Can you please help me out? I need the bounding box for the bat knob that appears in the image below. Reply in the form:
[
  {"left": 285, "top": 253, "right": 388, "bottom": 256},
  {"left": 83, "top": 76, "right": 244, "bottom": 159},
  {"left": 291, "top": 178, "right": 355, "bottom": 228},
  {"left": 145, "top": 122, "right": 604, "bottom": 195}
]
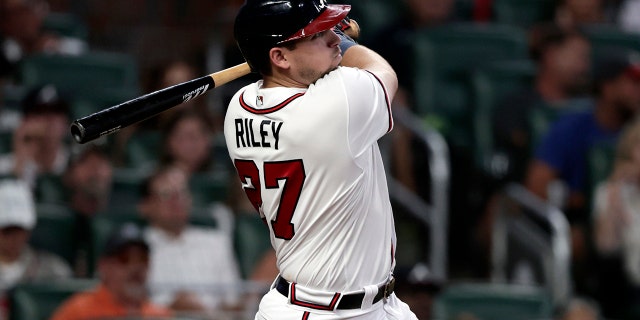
[{"left": 70, "top": 121, "right": 86, "bottom": 144}]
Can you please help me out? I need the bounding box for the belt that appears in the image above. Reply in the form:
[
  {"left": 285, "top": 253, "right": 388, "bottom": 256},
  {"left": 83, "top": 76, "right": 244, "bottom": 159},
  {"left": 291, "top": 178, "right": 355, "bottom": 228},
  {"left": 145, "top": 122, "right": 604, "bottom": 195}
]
[{"left": 274, "top": 275, "right": 395, "bottom": 310}]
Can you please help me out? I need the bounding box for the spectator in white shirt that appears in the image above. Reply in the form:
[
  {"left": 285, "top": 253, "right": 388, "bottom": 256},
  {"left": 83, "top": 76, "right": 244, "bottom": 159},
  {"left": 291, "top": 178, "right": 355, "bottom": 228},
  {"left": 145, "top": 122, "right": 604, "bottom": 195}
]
[{"left": 137, "top": 164, "right": 242, "bottom": 317}]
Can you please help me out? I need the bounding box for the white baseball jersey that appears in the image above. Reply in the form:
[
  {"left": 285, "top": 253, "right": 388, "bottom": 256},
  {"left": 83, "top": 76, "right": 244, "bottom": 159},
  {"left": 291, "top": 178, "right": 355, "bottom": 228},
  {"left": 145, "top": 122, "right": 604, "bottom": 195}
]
[{"left": 224, "top": 66, "right": 396, "bottom": 293}]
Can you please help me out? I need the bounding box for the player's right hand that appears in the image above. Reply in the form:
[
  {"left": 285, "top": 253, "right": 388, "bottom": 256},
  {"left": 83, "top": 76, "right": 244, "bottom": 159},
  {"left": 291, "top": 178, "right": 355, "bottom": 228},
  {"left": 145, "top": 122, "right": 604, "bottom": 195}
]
[{"left": 335, "top": 17, "right": 360, "bottom": 41}]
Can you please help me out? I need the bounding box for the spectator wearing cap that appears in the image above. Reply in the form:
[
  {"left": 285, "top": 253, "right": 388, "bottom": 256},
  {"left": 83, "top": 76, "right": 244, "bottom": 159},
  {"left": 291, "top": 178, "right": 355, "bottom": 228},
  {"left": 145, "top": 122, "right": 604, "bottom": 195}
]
[
  {"left": 50, "top": 223, "right": 172, "bottom": 320},
  {"left": 524, "top": 48, "right": 640, "bottom": 294},
  {"left": 0, "top": 84, "right": 72, "bottom": 187},
  {"left": 0, "top": 178, "right": 71, "bottom": 316}
]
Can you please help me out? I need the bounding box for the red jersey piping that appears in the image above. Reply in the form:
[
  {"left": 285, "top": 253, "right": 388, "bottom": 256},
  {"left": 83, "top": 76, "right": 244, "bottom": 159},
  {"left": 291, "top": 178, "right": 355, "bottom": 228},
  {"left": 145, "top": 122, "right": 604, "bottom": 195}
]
[{"left": 239, "top": 91, "right": 305, "bottom": 114}]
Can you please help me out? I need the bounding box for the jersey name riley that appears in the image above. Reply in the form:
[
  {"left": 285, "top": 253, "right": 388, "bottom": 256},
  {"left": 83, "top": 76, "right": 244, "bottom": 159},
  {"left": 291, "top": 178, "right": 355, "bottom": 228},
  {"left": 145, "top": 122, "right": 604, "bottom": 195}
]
[{"left": 234, "top": 118, "right": 284, "bottom": 150}]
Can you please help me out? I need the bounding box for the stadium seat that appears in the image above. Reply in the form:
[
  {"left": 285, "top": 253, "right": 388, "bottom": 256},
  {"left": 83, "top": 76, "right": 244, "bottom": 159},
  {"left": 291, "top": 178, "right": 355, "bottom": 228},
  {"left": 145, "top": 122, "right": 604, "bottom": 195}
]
[
  {"left": 581, "top": 24, "right": 640, "bottom": 62},
  {"left": 2, "top": 84, "right": 27, "bottom": 111},
  {"left": 42, "top": 12, "right": 89, "bottom": 40},
  {"left": 0, "top": 131, "right": 13, "bottom": 154},
  {"left": 20, "top": 52, "right": 138, "bottom": 91},
  {"left": 189, "top": 171, "right": 231, "bottom": 208},
  {"left": 29, "top": 204, "right": 76, "bottom": 266},
  {"left": 340, "top": 0, "right": 405, "bottom": 44},
  {"left": 19, "top": 52, "right": 140, "bottom": 117},
  {"left": 107, "top": 167, "right": 150, "bottom": 214},
  {"left": 412, "top": 22, "right": 528, "bottom": 148},
  {"left": 492, "top": 0, "right": 555, "bottom": 28},
  {"left": 33, "top": 173, "right": 66, "bottom": 205},
  {"left": 233, "top": 213, "right": 272, "bottom": 279},
  {"left": 9, "top": 279, "right": 98, "bottom": 320},
  {"left": 123, "top": 130, "right": 162, "bottom": 170},
  {"left": 454, "top": 0, "right": 475, "bottom": 21},
  {"left": 432, "top": 282, "right": 553, "bottom": 320},
  {"left": 471, "top": 59, "right": 537, "bottom": 176}
]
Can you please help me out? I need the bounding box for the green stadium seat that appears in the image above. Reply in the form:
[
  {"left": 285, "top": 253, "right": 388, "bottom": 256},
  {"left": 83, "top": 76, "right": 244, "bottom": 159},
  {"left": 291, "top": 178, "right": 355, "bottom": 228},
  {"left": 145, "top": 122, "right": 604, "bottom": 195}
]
[
  {"left": 19, "top": 52, "right": 140, "bottom": 117},
  {"left": 454, "top": 0, "right": 476, "bottom": 21},
  {"left": 0, "top": 131, "right": 13, "bottom": 154},
  {"left": 233, "top": 213, "right": 271, "bottom": 279},
  {"left": 471, "top": 59, "right": 537, "bottom": 176},
  {"left": 29, "top": 204, "right": 76, "bottom": 267},
  {"left": 2, "top": 84, "right": 28, "bottom": 111},
  {"left": 340, "top": 0, "right": 405, "bottom": 44},
  {"left": 492, "top": 0, "right": 555, "bottom": 28},
  {"left": 189, "top": 171, "right": 231, "bottom": 208},
  {"left": 42, "top": 12, "right": 89, "bottom": 40},
  {"left": 9, "top": 279, "right": 98, "bottom": 320},
  {"left": 20, "top": 52, "right": 138, "bottom": 91},
  {"left": 33, "top": 173, "right": 66, "bottom": 205},
  {"left": 123, "top": 130, "right": 162, "bottom": 170},
  {"left": 432, "top": 282, "right": 553, "bottom": 320},
  {"left": 107, "top": 167, "right": 150, "bottom": 214},
  {"left": 412, "top": 23, "right": 528, "bottom": 147},
  {"left": 582, "top": 24, "right": 640, "bottom": 63}
]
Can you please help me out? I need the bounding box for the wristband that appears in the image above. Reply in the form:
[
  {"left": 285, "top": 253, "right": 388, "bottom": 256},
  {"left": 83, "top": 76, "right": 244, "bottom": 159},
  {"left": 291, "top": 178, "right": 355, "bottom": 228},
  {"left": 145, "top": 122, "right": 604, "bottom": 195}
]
[{"left": 334, "top": 28, "right": 357, "bottom": 55}]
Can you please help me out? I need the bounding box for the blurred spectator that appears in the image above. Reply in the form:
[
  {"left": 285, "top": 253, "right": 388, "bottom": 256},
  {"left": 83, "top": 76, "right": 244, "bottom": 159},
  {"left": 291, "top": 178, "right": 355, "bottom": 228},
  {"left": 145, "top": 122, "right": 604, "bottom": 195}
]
[
  {"left": 64, "top": 144, "right": 113, "bottom": 218},
  {"left": 62, "top": 144, "right": 113, "bottom": 277},
  {"left": 137, "top": 165, "right": 242, "bottom": 317},
  {"left": 493, "top": 23, "right": 592, "bottom": 183},
  {"left": 144, "top": 59, "right": 213, "bottom": 131},
  {"left": 554, "top": 0, "right": 619, "bottom": 31},
  {"left": 111, "top": 59, "right": 214, "bottom": 167},
  {"left": 0, "top": 84, "right": 71, "bottom": 187},
  {"left": 158, "top": 110, "right": 216, "bottom": 176},
  {"left": 0, "top": 0, "right": 87, "bottom": 74},
  {"left": 592, "top": 116, "right": 640, "bottom": 317},
  {"left": 525, "top": 48, "right": 640, "bottom": 294},
  {"left": 49, "top": 223, "right": 172, "bottom": 320},
  {"left": 157, "top": 109, "right": 238, "bottom": 227},
  {"left": 0, "top": 178, "right": 71, "bottom": 317}
]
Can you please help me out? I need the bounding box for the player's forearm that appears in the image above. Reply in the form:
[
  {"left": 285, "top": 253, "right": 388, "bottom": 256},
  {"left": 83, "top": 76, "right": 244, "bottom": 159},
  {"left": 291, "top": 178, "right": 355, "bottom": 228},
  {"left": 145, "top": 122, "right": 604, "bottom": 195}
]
[{"left": 341, "top": 45, "right": 398, "bottom": 98}]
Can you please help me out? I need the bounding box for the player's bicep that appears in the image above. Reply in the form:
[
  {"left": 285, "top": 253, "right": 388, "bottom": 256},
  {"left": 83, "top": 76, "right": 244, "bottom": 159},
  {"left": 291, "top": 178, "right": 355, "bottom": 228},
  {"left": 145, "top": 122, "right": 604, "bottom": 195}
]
[{"left": 344, "top": 69, "right": 393, "bottom": 156}]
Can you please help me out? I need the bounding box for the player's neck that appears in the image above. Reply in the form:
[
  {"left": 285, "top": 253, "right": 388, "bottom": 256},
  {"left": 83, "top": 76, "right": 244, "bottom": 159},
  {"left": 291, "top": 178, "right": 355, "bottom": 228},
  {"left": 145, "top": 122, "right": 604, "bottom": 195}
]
[{"left": 263, "top": 73, "right": 308, "bottom": 89}]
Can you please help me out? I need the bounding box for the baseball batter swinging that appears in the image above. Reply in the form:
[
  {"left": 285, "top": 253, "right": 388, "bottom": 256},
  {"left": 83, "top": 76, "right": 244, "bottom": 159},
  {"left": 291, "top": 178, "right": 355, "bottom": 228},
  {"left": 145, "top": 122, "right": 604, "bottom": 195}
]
[{"left": 224, "top": 1, "right": 417, "bottom": 319}]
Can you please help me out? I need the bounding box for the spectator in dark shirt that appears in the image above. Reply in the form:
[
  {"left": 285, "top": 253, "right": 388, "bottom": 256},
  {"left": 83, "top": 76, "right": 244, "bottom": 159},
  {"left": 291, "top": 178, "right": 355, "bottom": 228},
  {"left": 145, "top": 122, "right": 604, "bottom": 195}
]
[{"left": 493, "top": 23, "right": 592, "bottom": 183}]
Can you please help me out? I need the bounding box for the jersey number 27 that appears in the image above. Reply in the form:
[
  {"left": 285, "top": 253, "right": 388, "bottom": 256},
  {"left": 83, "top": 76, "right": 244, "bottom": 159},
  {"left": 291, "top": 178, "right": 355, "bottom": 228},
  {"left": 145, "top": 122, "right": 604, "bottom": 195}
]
[{"left": 234, "top": 159, "right": 306, "bottom": 240}]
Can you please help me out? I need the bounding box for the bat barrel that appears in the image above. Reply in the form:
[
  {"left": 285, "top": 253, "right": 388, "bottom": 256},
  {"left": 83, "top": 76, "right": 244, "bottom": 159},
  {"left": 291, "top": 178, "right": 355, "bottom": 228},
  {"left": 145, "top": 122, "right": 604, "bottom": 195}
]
[{"left": 71, "top": 76, "right": 215, "bottom": 144}]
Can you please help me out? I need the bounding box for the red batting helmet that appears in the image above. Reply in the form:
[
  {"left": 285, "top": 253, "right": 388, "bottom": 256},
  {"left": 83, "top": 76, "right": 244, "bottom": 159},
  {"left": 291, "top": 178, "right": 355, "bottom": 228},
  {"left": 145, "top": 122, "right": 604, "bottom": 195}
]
[{"left": 234, "top": 0, "right": 351, "bottom": 74}]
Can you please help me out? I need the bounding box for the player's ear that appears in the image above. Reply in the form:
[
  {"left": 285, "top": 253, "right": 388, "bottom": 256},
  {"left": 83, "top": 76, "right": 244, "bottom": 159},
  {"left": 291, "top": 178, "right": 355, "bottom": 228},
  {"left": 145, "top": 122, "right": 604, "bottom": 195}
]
[{"left": 269, "top": 47, "right": 290, "bottom": 70}]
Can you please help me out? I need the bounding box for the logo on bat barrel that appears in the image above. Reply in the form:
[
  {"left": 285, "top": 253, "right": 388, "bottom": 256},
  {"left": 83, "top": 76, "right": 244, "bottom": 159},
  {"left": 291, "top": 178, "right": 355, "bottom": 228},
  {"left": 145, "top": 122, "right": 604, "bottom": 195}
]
[{"left": 183, "top": 84, "right": 210, "bottom": 103}]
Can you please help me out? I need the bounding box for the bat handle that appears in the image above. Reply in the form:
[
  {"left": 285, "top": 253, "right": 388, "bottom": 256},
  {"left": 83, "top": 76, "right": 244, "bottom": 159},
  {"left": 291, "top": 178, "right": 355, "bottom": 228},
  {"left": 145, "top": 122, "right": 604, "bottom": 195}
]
[{"left": 211, "top": 62, "right": 251, "bottom": 86}]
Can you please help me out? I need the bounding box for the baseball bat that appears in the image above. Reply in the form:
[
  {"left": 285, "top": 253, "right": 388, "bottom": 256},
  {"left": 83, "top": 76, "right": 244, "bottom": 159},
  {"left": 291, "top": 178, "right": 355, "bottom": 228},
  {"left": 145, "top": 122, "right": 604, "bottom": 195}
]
[{"left": 70, "top": 62, "right": 251, "bottom": 144}]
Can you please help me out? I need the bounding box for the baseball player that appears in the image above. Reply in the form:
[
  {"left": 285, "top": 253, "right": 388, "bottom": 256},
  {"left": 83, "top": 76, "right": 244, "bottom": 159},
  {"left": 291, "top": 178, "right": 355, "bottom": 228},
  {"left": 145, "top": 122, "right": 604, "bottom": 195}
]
[{"left": 224, "top": 1, "right": 417, "bottom": 319}]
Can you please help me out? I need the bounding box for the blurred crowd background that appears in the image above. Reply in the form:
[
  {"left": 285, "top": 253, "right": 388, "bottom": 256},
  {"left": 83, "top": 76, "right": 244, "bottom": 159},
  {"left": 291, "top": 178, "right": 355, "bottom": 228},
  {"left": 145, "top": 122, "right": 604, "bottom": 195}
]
[{"left": 2, "top": 0, "right": 640, "bottom": 319}]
